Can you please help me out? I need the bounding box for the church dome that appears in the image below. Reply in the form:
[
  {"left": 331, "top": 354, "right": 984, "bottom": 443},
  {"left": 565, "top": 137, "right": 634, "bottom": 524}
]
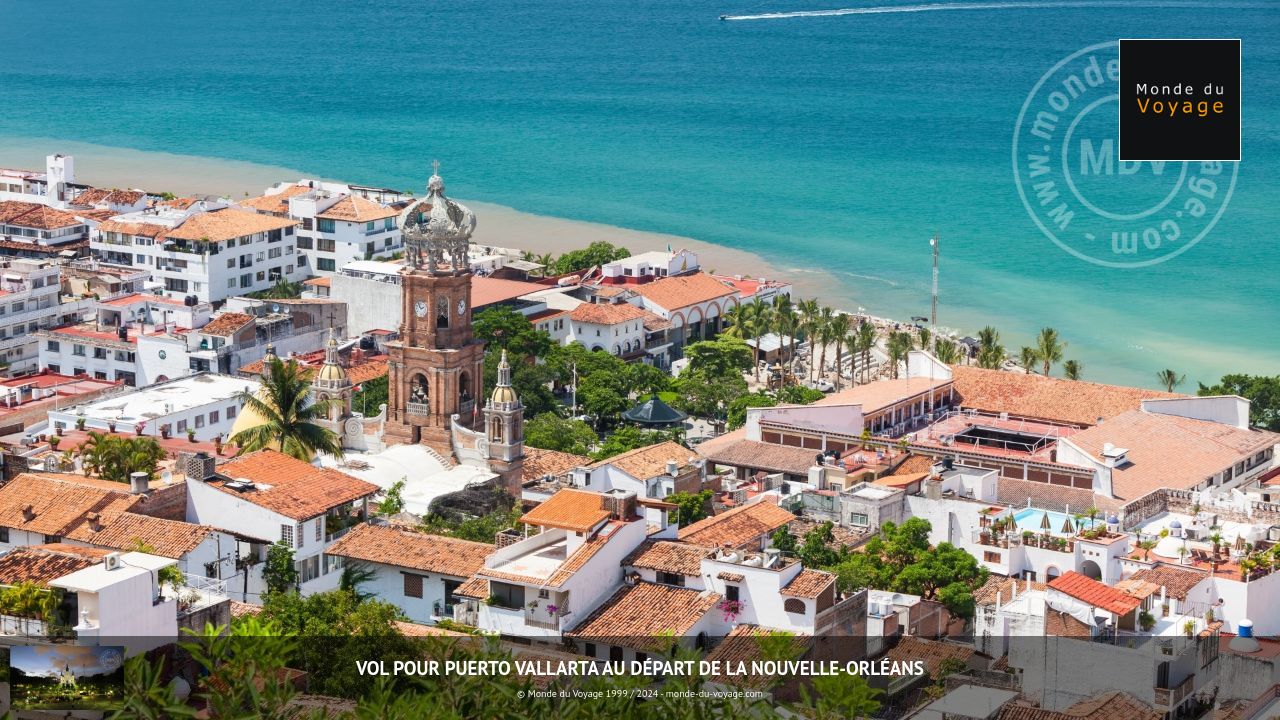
[
  {"left": 488, "top": 350, "right": 519, "bottom": 406},
  {"left": 314, "top": 329, "right": 348, "bottom": 385},
  {"left": 399, "top": 162, "right": 476, "bottom": 273}
]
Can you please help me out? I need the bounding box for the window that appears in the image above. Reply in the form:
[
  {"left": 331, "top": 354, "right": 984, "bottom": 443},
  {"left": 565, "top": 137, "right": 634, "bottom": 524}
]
[
  {"left": 302, "top": 217, "right": 314, "bottom": 231},
  {"left": 487, "top": 581, "right": 525, "bottom": 609},
  {"left": 316, "top": 519, "right": 322, "bottom": 541},
  {"left": 72, "top": 344, "right": 86, "bottom": 357},
  {"left": 227, "top": 405, "right": 237, "bottom": 418},
  {"left": 44, "top": 534, "right": 61, "bottom": 544},
  {"left": 268, "top": 247, "right": 282, "bottom": 259},
  {"left": 384, "top": 218, "right": 395, "bottom": 231},
  {"left": 228, "top": 278, "right": 237, "bottom": 288},
  {"left": 94, "top": 371, "right": 107, "bottom": 380},
  {"left": 984, "top": 551, "right": 1002, "bottom": 563},
  {"left": 281, "top": 524, "right": 295, "bottom": 547},
  {"left": 317, "top": 238, "right": 336, "bottom": 253},
  {"left": 296, "top": 236, "right": 313, "bottom": 250},
  {"left": 11, "top": 302, "right": 23, "bottom": 313},
  {"left": 210, "top": 410, "right": 220, "bottom": 424},
  {"left": 318, "top": 258, "right": 336, "bottom": 272},
  {"left": 538, "top": 589, "right": 550, "bottom": 599},
  {"left": 177, "top": 419, "right": 187, "bottom": 432},
  {"left": 240, "top": 274, "right": 253, "bottom": 288},
  {"left": 46, "top": 364, "right": 58, "bottom": 373},
  {"left": 726, "top": 585, "right": 740, "bottom": 602},
  {"left": 404, "top": 573, "right": 424, "bottom": 598},
  {"left": 227, "top": 258, "right": 236, "bottom": 268},
  {"left": 609, "top": 647, "right": 624, "bottom": 663},
  {"left": 656, "top": 571, "right": 685, "bottom": 587},
  {"left": 0, "top": 527, "right": 8, "bottom": 543},
  {"left": 784, "top": 598, "right": 807, "bottom": 614},
  {"left": 317, "top": 219, "right": 336, "bottom": 233},
  {"left": 46, "top": 340, "right": 59, "bottom": 352},
  {"left": 268, "top": 229, "right": 282, "bottom": 242},
  {"left": 365, "top": 221, "right": 375, "bottom": 232},
  {"left": 850, "top": 512, "right": 869, "bottom": 527},
  {"left": 298, "top": 555, "right": 320, "bottom": 583},
  {"left": 194, "top": 414, "right": 205, "bottom": 428},
  {"left": 584, "top": 643, "right": 597, "bottom": 659}
]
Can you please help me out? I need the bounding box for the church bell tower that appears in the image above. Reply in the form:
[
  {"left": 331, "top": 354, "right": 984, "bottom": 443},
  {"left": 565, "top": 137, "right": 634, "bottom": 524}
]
[{"left": 384, "top": 163, "right": 486, "bottom": 455}]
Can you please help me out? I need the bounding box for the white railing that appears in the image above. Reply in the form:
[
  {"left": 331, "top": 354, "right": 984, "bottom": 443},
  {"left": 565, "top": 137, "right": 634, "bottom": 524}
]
[{"left": 406, "top": 401, "right": 430, "bottom": 416}]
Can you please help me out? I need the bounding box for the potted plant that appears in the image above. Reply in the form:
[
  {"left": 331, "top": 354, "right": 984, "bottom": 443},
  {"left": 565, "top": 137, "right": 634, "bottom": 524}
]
[
  {"left": 1161, "top": 602, "right": 1170, "bottom": 618},
  {"left": 1139, "top": 610, "right": 1155, "bottom": 631},
  {"left": 546, "top": 603, "right": 560, "bottom": 616},
  {"left": 187, "top": 428, "right": 196, "bottom": 443},
  {"left": 161, "top": 424, "right": 171, "bottom": 439},
  {"left": 135, "top": 421, "right": 146, "bottom": 436},
  {"left": 1183, "top": 620, "right": 1196, "bottom": 638},
  {"left": 75, "top": 417, "right": 86, "bottom": 431},
  {"left": 526, "top": 600, "right": 539, "bottom": 611},
  {"left": 718, "top": 598, "right": 745, "bottom": 622},
  {"left": 1022, "top": 530, "right": 1035, "bottom": 544},
  {"left": 48, "top": 436, "right": 60, "bottom": 450},
  {"left": 55, "top": 424, "right": 64, "bottom": 437},
  {"left": 214, "top": 434, "right": 223, "bottom": 455},
  {"left": 1205, "top": 608, "right": 1215, "bottom": 624},
  {"left": 107, "top": 421, "right": 116, "bottom": 433}
]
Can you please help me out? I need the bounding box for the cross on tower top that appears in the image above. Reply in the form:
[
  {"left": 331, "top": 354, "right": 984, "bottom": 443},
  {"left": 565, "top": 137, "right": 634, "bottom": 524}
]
[{"left": 431, "top": 159, "right": 440, "bottom": 177}]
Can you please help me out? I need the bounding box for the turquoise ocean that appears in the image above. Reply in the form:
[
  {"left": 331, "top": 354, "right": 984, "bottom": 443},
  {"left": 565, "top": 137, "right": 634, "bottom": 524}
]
[{"left": 1, "top": 0, "right": 1277, "bottom": 389}]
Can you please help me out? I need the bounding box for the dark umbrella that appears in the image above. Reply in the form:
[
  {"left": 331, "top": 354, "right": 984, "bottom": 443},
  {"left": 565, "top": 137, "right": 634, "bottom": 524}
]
[{"left": 621, "top": 395, "right": 688, "bottom": 427}]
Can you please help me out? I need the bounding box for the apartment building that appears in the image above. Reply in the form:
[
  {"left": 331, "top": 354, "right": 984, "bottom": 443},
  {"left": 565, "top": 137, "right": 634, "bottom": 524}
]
[
  {"left": 239, "top": 182, "right": 403, "bottom": 275},
  {"left": 92, "top": 206, "right": 304, "bottom": 303},
  {"left": 0, "top": 259, "right": 92, "bottom": 374}
]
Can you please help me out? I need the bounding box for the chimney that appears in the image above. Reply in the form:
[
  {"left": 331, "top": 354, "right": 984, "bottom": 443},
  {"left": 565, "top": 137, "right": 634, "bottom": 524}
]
[
  {"left": 666, "top": 459, "right": 678, "bottom": 477},
  {"left": 129, "top": 471, "right": 149, "bottom": 494},
  {"left": 86, "top": 512, "right": 103, "bottom": 532},
  {"left": 925, "top": 476, "right": 943, "bottom": 501},
  {"left": 22, "top": 504, "right": 35, "bottom": 522},
  {"left": 603, "top": 490, "right": 637, "bottom": 521}
]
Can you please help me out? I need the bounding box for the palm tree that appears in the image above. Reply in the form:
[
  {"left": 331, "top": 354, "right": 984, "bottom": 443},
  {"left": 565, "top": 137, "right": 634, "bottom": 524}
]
[
  {"left": 232, "top": 355, "right": 343, "bottom": 460},
  {"left": 1063, "top": 359, "right": 1082, "bottom": 380},
  {"left": 797, "top": 298, "right": 821, "bottom": 377},
  {"left": 829, "top": 313, "right": 850, "bottom": 391},
  {"left": 1156, "top": 368, "right": 1185, "bottom": 392},
  {"left": 1036, "top": 327, "right": 1066, "bottom": 376},
  {"left": 1018, "top": 347, "right": 1038, "bottom": 374},
  {"left": 934, "top": 337, "right": 961, "bottom": 365},
  {"left": 725, "top": 298, "right": 772, "bottom": 382},
  {"left": 814, "top": 307, "right": 838, "bottom": 384},
  {"left": 535, "top": 252, "right": 555, "bottom": 275},
  {"left": 1138, "top": 538, "right": 1158, "bottom": 561},
  {"left": 773, "top": 296, "right": 800, "bottom": 381},
  {"left": 976, "top": 326, "right": 1005, "bottom": 370},
  {"left": 886, "top": 331, "right": 914, "bottom": 379},
  {"left": 854, "top": 321, "right": 877, "bottom": 385}
]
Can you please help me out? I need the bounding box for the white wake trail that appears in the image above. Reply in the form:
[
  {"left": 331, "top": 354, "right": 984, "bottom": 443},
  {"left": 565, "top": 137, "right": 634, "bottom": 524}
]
[{"left": 721, "top": 1, "right": 1206, "bottom": 21}]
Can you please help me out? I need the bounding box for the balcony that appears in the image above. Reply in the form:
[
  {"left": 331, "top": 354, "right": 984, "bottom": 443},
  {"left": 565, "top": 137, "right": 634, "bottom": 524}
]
[
  {"left": 1154, "top": 673, "right": 1194, "bottom": 708},
  {"left": 406, "top": 401, "right": 431, "bottom": 416},
  {"left": 459, "top": 399, "right": 475, "bottom": 417}
]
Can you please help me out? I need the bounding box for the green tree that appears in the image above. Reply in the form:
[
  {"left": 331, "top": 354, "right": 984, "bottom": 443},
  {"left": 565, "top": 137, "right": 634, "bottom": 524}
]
[
  {"left": 232, "top": 355, "right": 343, "bottom": 460},
  {"left": 853, "top": 321, "right": 877, "bottom": 384},
  {"left": 933, "top": 336, "right": 961, "bottom": 365},
  {"left": 775, "top": 384, "right": 825, "bottom": 405},
  {"left": 976, "top": 326, "right": 1005, "bottom": 370},
  {"left": 886, "top": 331, "right": 914, "bottom": 379},
  {"left": 683, "top": 337, "right": 753, "bottom": 378},
  {"left": 675, "top": 366, "right": 747, "bottom": 419},
  {"left": 552, "top": 241, "right": 630, "bottom": 274},
  {"left": 726, "top": 392, "right": 776, "bottom": 430},
  {"left": 247, "top": 278, "right": 302, "bottom": 299},
  {"left": 473, "top": 306, "right": 553, "bottom": 358},
  {"left": 590, "top": 426, "right": 676, "bottom": 461},
  {"left": 422, "top": 504, "right": 523, "bottom": 543},
  {"left": 1036, "top": 326, "right": 1066, "bottom": 376},
  {"left": 666, "top": 489, "right": 713, "bottom": 525},
  {"left": 724, "top": 298, "right": 773, "bottom": 381},
  {"left": 1063, "top": 359, "right": 1083, "bottom": 380},
  {"left": 525, "top": 413, "right": 597, "bottom": 455},
  {"left": 376, "top": 479, "right": 406, "bottom": 515},
  {"left": 773, "top": 295, "right": 801, "bottom": 376},
  {"left": 627, "top": 362, "right": 673, "bottom": 397},
  {"left": 799, "top": 669, "right": 882, "bottom": 720},
  {"left": 263, "top": 540, "right": 299, "bottom": 595},
  {"left": 1158, "top": 368, "right": 1186, "bottom": 392},
  {"left": 483, "top": 347, "right": 557, "bottom": 416},
  {"left": 1199, "top": 374, "right": 1280, "bottom": 430},
  {"left": 771, "top": 527, "right": 799, "bottom": 554},
  {"left": 340, "top": 561, "right": 378, "bottom": 602},
  {"left": 78, "top": 432, "right": 167, "bottom": 483},
  {"left": 1018, "top": 346, "right": 1038, "bottom": 374},
  {"left": 352, "top": 375, "right": 388, "bottom": 416},
  {"left": 799, "top": 521, "right": 845, "bottom": 569}
]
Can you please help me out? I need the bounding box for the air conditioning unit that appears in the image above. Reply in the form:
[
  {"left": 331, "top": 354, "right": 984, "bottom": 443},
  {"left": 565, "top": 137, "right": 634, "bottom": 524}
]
[{"left": 104, "top": 552, "right": 123, "bottom": 571}]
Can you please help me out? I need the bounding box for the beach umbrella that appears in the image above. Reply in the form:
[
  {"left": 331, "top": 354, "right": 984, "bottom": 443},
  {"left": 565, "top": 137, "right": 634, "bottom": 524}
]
[
  {"left": 1061, "top": 516, "right": 1075, "bottom": 534},
  {"left": 1040, "top": 512, "right": 1052, "bottom": 531}
]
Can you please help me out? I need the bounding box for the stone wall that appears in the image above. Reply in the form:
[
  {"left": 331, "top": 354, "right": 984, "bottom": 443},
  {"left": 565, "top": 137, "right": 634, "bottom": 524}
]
[{"left": 130, "top": 482, "right": 188, "bottom": 521}]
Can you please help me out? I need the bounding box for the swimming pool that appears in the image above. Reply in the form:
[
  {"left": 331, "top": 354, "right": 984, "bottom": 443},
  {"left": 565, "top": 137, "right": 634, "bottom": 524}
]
[{"left": 1012, "top": 508, "right": 1101, "bottom": 536}]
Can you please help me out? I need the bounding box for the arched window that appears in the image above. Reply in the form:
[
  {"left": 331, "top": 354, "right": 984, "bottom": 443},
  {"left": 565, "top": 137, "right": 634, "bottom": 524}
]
[
  {"left": 490, "top": 416, "right": 503, "bottom": 442},
  {"left": 784, "top": 598, "right": 807, "bottom": 614},
  {"left": 409, "top": 373, "right": 429, "bottom": 407},
  {"left": 437, "top": 296, "right": 450, "bottom": 329},
  {"left": 459, "top": 372, "right": 472, "bottom": 402}
]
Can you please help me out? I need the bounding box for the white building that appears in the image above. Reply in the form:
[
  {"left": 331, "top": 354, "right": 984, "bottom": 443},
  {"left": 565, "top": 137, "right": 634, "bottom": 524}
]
[
  {"left": 185, "top": 449, "right": 379, "bottom": 596},
  {"left": 564, "top": 301, "right": 649, "bottom": 359},
  {"left": 0, "top": 200, "right": 90, "bottom": 252},
  {"left": 0, "top": 258, "right": 92, "bottom": 374},
  {"left": 239, "top": 183, "right": 403, "bottom": 275},
  {"left": 93, "top": 206, "right": 304, "bottom": 303},
  {"left": 325, "top": 522, "right": 493, "bottom": 624},
  {"left": 42, "top": 372, "right": 258, "bottom": 442}
]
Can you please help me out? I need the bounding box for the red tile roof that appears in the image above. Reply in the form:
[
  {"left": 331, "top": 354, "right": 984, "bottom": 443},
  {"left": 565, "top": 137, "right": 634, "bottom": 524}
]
[
  {"left": 238, "top": 184, "right": 312, "bottom": 214},
  {"left": 316, "top": 195, "right": 399, "bottom": 222},
  {"left": 165, "top": 208, "right": 297, "bottom": 242},
  {"left": 0, "top": 201, "right": 84, "bottom": 230},
  {"left": 951, "top": 366, "right": 1179, "bottom": 427},
  {"left": 1128, "top": 564, "right": 1209, "bottom": 601},
  {"left": 623, "top": 540, "right": 713, "bottom": 576},
  {"left": 522, "top": 447, "right": 589, "bottom": 483},
  {"left": 883, "top": 636, "right": 974, "bottom": 677},
  {"left": 1048, "top": 571, "right": 1142, "bottom": 615},
  {"left": 999, "top": 691, "right": 1159, "bottom": 720},
  {"left": 0, "top": 545, "right": 104, "bottom": 586},
  {"left": 200, "top": 312, "right": 255, "bottom": 337},
  {"left": 326, "top": 523, "right": 492, "bottom": 578},
  {"left": 470, "top": 277, "right": 547, "bottom": 309},
  {"left": 520, "top": 488, "right": 612, "bottom": 532},
  {"left": 677, "top": 500, "right": 795, "bottom": 549},
  {"left": 565, "top": 582, "right": 721, "bottom": 652},
  {"left": 64, "top": 511, "right": 216, "bottom": 558},
  {"left": 780, "top": 569, "right": 836, "bottom": 598},
  {"left": 212, "top": 450, "right": 379, "bottom": 520},
  {"left": 591, "top": 441, "right": 694, "bottom": 479},
  {"left": 0, "top": 473, "right": 136, "bottom": 536},
  {"left": 568, "top": 302, "right": 648, "bottom": 325},
  {"left": 630, "top": 272, "right": 738, "bottom": 311}
]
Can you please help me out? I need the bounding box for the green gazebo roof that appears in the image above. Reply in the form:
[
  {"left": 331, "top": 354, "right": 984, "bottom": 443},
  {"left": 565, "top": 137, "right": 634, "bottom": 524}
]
[{"left": 622, "top": 395, "right": 688, "bottom": 425}]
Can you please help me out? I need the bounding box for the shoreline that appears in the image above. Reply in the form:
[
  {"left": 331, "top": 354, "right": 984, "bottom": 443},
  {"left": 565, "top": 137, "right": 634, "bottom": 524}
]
[{"left": 0, "top": 138, "right": 1265, "bottom": 390}]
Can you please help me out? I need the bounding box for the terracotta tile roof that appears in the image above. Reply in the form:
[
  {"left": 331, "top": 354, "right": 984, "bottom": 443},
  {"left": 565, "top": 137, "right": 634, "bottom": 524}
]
[
  {"left": 238, "top": 184, "right": 312, "bottom": 214},
  {"left": 874, "top": 471, "right": 928, "bottom": 489},
  {"left": 520, "top": 488, "right": 612, "bottom": 532},
  {"left": 470, "top": 277, "right": 547, "bottom": 308},
  {"left": 951, "top": 366, "right": 1179, "bottom": 427},
  {"left": 565, "top": 582, "right": 721, "bottom": 651},
  {"left": 994, "top": 476, "right": 1118, "bottom": 514},
  {"left": 212, "top": 450, "right": 379, "bottom": 520},
  {"left": 1065, "top": 410, "right": 1280, "bottom": 500},
  {"left": 1048, "top": 571, "right": 1142, "bottom": 615},
  {"left": 229, "top": 601, "right": 263, "bottom": 618},
  {"left": 973, "top": 575, "right": 1048, "bottom": 606},
  {"left": 999, "top": 691, "right": 1159, "bottom": 720},
  {"left": 64, "top": 511, "right": 215, "bottom": 558},
  {"left": 698, "top": 438, "right": 818, "bottom": 476},
  {"left": 1129, "top": 564, "right": 1209, "bottom": 601},
  {"left": 303, "top": 276, "right": 332, "bottom": 288},
  {"left": 813, "top": 376, "right": 952, "bottom": 414},
  {"left": 522, "top": 447, "right": 589, "bottom": 483},
  {"left": 97, "top": 219, "right": 169, "bottom": 238},
  {"left": 894, "top": 453, "right": 937, "bottom": 475},
  {"left": 454, "top": 575, "right": 489, "bottom": 599},
  {"left": 526, "top": 308, "right": 567, "bottom": 323},
  {"left": 623, "top": 540, "right": 713, "bottom": 576},
  {"left": 0, "top": 545, "right": 103, "bottom": 586},
  {"left": 717, "top": 571, "right": 745, "bottom": 582},
  {"left": 630, "top": 272, "right": 738, "bottom": 311},
  {"left": 677, "top": 500, "right": 795, "bottom": 549},
  {"left": 884, "top": 636, "right": 974, "bottom": 677},
  {"left": 157, "top": 196, "right": 202, "bottom": 210},
  {"left": 0, "top": 473, "right": 135, "bottom": 536},
  {"left": 592, "top": 441, "right": 693, "bottom": 479},
  {"left": 781, "top": 568, "right": 836, "bottom": 598},
  {"left": 326, "top": 523, "right": 492, "bottom": 578},
  {"left": 705, "top": 624, "right": 810, "bottom": 689},
  {"left": 165, "top": 207, "right": 297, "bottom": 242},
  {"left": 1113, "top": 577, "right": 1162, "bottom": 600},
  {"left": 201, "top": 312, "right": 255, "bottom": 337},
  {"left": 239, "top": 351, "right": 388, "bottom": 386},
  {"left": 99, "top": 292, "right": 188, "bottom": 308},
  {"left": 315, "top": 195, "right": 398, "bottom": 222},
  {"left": 568, "top": 302, "right": 648, "bottom": 325},
  {"left": 71, "top": 188, "right": 145, "bottom": 207},
  {"left": 641, "top": 311, "right": 672, "bottom": 332},
  {"left": 0, "top": 201, "right": 84, "bottom": 230}
]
